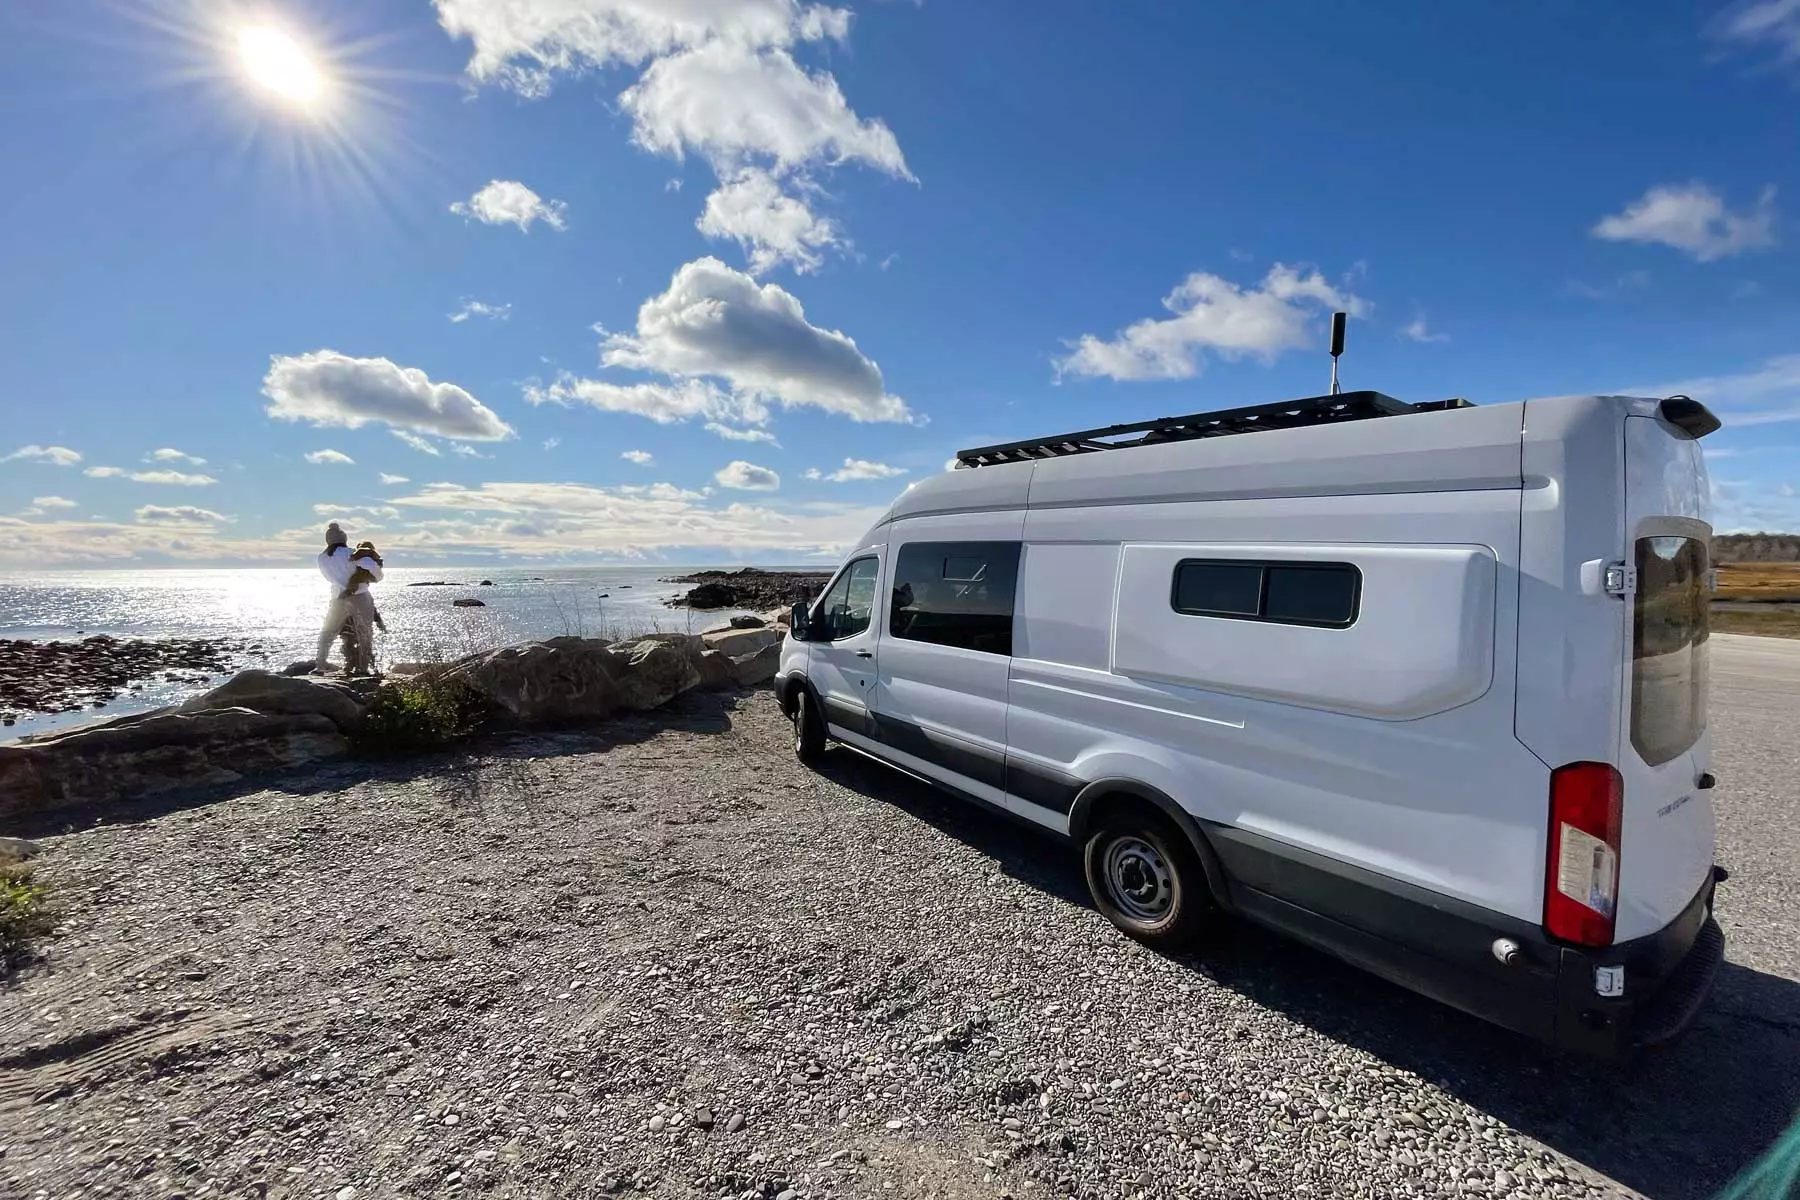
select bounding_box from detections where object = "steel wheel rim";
[1104,836,1173,920]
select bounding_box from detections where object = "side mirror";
[790,601,812,641]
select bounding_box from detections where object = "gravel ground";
[2,649,1796,1200]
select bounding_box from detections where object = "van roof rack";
[954,390,1473,468]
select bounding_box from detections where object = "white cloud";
[803,467,822,480]
[135,505,230,525]
[434,0,843,93]
[715,460,781,490]
[595,256,911,422]
[697,168,841,274]
[622,40,907,179]
[19,496,78,517]
[1644,355,1800,426]
[393,430,443,456]
[816,456,905,482]
[1400,316,1448,344]
[379,473,411,485]
[449,298,513,323]
[86,467,217,485]
[1562,270,1652,301]
[531,376,760,425]
[621,449,654,464]
[146,447,206,465]
[543,436,561,451]
[451,443,491,458]
[1056,264,1370,382]
[1592,183,1777,262]
[1712,0,1800,64]
[3,445,81,466]
[305,449,356,465]
[450,179,568,232]
[704,421,780,446]
[264,351,514,442]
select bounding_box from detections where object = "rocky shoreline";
[664,567,831,611]
[0,636,256,727]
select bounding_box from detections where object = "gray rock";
[702,627,782,658]
[647,1114,667,1132]
[178,669,368,733]
[452,598,487,607]
[0,836,42,860]
[729,643,781,687]
[429,635,705,728]
[695,649,737,691]
[280,659,316,676]
[728,614,767,629]
[0,708,347,822]
[725,1113,745,1133]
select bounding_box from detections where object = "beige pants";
[315,593,374,673]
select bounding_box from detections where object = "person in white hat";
[314,522,383,674]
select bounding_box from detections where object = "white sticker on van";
[1595,965,1625,998]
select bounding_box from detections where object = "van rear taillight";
[1545,762,1623,947]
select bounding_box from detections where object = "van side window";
[818,556,880,641]
[1171,559,1361,628]
[891,541,1022,655]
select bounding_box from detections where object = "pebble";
[442,1114,460,1126]
[725,1113,746,1133]
[648,1115,667,1133]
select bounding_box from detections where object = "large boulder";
[0,708,347,823]
[703,627,782,657]
[729,614,767,630]
[177,669,367,732]
[695,649,737,691]
[430,633,707,727]
[729,642,781,687]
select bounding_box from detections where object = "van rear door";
[1614,411,1715,942]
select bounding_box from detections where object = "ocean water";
[0,565,799,742]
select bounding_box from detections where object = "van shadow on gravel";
[814,746,1800,1200]
[8,689,747,840]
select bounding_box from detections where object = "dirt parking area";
[3,681,1797,1200]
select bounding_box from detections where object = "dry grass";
[1711,608,1800,640]
[1713,563,1800,603]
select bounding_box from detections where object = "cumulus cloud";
[815,457,905,482]
[530,376,759,425]
[146,447,206,465]
[450,180,568,232]
[86,466,217,485]
[715,460,781,490]
[697,168,841,274]
[19,496,78,517]
[135,505,230,525]
[264,351,514,442]
[305,449,356,465]
[595,256,911,422]
[621,449,654,464]
[3,444,81,466]
[379,473,410,485]
[1592,183,1777,262]
[622,40,908,178]
[1056,264,1369,382]
[452,443,491,459]
[449,298,513,323]
[705,422,780,446]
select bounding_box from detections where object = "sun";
[235,24,326,107]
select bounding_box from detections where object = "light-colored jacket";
[317,546,383,595]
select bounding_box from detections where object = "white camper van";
[774,389,1726,1059]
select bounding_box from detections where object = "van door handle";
[1697,772,1717,790]
[855,650,873,659]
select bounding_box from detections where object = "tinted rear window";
[1631,536,1709,766]
[1172,560,1360,628]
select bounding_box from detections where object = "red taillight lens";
[1545,762,1623,947]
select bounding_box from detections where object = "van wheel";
[1084,815,1211,949]
[793,689,827,765]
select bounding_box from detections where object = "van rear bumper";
[1548,870,1724,1059]
[1203,824,1724,1060]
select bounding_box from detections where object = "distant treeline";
[1713,534,1800,563]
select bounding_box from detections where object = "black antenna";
[1328,311,1347,396]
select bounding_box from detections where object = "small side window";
[816,556,879,641]
[1171,559,1360,628]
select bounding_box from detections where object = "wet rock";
[453,599,487,608]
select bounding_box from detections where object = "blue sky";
[2,0,1797,566]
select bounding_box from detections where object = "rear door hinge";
[1602,563,1636,597]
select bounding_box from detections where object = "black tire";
[1083,811,1213,950]
[793,688,827,765]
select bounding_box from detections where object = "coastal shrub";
[0,857,54,967]
[354,676,479,755]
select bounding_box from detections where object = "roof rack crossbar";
[954,390,1471,467]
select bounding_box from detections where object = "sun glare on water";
[235,24,326,107]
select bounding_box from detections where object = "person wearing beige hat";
[314,522,383,674]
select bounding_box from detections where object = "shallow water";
[0,565,790,742]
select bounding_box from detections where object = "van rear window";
[1631,536,1709,766]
